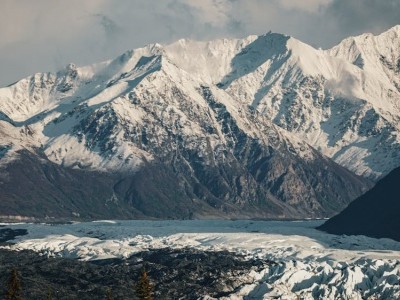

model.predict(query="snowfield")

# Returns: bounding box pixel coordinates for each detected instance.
[1,220,400,299]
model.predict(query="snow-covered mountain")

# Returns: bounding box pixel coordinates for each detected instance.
[220,28,400,179]
[3,26,400,219]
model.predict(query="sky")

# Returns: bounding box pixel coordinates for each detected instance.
[0,0,400,87]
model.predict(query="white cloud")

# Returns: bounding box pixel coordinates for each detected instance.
[0,0,106,44]
[183,0,233,27]
[280,0,333,13]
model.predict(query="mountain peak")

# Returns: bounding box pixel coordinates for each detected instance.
[381,24,400,36]
[326,24,400,81]
[57,63,78,78]
[337,24,400,42]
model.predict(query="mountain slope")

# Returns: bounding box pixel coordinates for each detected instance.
[216,30,400,179]
[4,27,399,219]
[318,167,400,242]
[0,71,370,219]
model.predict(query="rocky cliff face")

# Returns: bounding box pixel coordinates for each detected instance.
[3,27,399,219]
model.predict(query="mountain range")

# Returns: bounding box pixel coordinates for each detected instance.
[1,26,400,220]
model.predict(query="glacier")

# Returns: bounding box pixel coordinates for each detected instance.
[2,220,400,299]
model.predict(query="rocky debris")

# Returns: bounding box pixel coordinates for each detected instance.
[0,248,272,300]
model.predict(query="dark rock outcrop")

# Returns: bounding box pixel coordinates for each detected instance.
[0,228,28,243]
[318,167,400,242]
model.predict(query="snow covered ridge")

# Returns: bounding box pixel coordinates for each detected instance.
[1,26,400,179]
[2,220,400,299]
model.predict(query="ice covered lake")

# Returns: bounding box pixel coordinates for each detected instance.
[1,219,400,299]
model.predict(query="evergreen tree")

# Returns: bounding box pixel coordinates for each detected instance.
[106,287,113,300]
[6,268,23,300]
[47,286,52,300]
[135,268,153,300]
